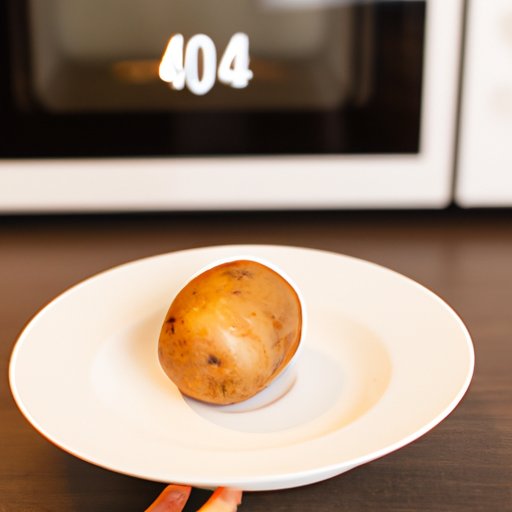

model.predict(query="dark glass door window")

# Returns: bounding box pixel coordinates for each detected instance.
[1,0,425,157]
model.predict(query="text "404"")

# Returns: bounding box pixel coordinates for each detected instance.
[159,32,253,96]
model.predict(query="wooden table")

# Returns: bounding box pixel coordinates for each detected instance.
[1,209,511,511]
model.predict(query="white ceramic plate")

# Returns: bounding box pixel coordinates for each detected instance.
[9,245,474,491]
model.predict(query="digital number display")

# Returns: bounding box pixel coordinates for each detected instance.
[159,33,253,96]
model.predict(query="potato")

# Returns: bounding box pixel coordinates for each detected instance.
[158,259,302,405]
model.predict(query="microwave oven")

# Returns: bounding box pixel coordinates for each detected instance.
[0,0,501,212]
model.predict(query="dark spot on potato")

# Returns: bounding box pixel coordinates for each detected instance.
[273,319,283,330]
[207,354,221,366]
[225,269,253,280]
[166,317,176,333]
[232,290,242,295]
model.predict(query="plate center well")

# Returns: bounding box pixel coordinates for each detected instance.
[91,307,391,442]
[184,307,392,435]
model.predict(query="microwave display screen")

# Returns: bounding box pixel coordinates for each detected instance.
[28,0,380,112]
[2,0,425,157]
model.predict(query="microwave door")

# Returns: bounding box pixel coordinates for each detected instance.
[3,1,429,159]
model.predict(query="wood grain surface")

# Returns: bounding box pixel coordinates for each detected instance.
[1,209,511,511]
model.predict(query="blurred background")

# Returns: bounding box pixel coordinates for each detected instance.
[0,0,510,210]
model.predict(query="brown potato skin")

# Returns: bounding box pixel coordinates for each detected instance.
[158,260,302,405]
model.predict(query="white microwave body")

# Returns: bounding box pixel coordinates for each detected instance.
[0,0,467,212]
[456,0,512,207]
